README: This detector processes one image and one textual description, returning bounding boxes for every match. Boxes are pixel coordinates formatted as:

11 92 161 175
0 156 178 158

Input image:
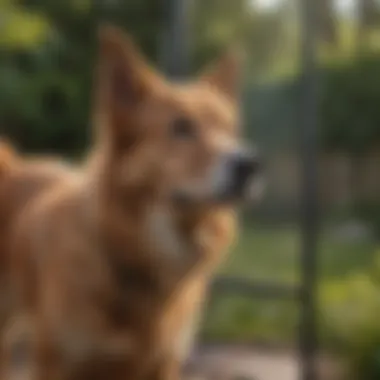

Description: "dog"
4 26 263 380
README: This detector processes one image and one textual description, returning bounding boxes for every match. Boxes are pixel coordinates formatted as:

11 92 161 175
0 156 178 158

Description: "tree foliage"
1 0 380 157
0 0 164 155
320 53 380 154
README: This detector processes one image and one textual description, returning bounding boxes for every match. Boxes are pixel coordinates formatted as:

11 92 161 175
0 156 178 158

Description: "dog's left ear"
200 47 243 102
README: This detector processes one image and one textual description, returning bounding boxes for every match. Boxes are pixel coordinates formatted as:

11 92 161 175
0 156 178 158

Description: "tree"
192 0 252 68
357 0 380 48
0 0 48 49
192 0 290 78
316 0 337 46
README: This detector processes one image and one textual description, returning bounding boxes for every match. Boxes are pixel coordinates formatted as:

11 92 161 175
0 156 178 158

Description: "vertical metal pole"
299 0 319 378
161 0 191 78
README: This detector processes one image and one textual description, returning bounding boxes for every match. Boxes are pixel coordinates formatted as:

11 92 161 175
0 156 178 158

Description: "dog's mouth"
218 174 265 203
171 174 265 207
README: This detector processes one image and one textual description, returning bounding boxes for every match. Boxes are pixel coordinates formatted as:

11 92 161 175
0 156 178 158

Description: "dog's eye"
171 118 196 139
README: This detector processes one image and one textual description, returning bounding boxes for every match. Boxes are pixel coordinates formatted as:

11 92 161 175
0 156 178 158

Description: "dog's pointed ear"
200 47 243 101
97 25 163 105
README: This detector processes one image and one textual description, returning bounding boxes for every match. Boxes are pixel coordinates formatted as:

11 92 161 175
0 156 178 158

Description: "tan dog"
5 26 262 380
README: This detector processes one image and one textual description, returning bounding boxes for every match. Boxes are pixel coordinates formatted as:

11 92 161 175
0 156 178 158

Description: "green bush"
321 250 380 379
320 54 380 154
351 202 380 239
0 52 90 156
243 53 380 155
202 242 380 379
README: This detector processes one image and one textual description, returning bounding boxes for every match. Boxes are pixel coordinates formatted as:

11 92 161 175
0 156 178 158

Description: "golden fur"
0 142 76 379
0 26 256 380
0 141 75 282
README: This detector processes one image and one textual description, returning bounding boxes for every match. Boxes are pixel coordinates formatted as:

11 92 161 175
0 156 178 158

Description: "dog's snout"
230 149 261 183
215 148 263 200
234 154 260 180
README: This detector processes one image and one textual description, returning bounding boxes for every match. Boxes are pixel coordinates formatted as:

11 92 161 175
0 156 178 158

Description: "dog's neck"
86 155 199 279
80 151 236 337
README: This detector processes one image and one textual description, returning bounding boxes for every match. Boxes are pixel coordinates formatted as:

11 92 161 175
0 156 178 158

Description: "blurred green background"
1 0 380 378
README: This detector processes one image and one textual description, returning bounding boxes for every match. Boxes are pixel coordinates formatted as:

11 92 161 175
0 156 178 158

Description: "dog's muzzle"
171 147 264 206
219 147 264 202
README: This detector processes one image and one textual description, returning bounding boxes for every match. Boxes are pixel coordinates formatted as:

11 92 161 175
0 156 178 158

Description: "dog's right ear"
94 25 165 143
97 25 162 106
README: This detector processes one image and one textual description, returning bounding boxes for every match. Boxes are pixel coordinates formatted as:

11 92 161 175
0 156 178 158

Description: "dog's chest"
173 308 201 361
161 279 206 363
145 207 187 260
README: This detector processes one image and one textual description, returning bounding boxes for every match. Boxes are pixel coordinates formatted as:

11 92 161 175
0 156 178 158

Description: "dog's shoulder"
10 177 96 312
0 139 18 178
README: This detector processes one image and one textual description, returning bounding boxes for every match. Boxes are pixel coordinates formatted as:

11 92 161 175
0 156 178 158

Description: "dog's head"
95 26 263 209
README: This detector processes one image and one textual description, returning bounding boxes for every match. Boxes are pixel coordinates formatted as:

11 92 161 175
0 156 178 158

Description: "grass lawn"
220 223 377 283
201 222 378 344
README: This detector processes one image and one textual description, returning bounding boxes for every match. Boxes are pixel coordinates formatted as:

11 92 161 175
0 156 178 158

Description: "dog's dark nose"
230 149 261 192
234 153 261 179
